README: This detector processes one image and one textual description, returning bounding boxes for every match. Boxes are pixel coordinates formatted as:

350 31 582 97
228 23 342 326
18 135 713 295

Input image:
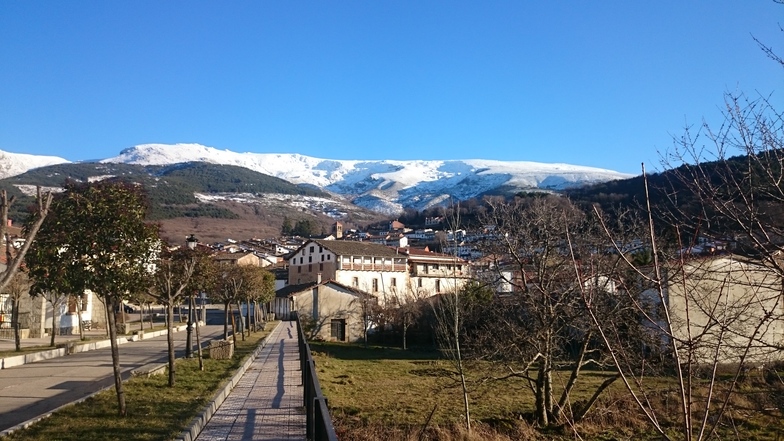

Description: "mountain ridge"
1 143 633 214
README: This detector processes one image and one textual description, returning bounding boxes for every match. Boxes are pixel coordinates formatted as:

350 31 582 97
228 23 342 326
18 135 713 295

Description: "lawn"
311 342 784 441
3 325 275 441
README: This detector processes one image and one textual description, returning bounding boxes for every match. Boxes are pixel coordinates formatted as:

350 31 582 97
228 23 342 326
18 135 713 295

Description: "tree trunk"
454 314 470 434
555 331 592 422
223 301 230 340
166 301 176 387
12 297 20 352
251 300 257 333
544 359 554 422
457 356 470 433
236 301 246 341
535 363 548 426
49 298 57 347
574 374 620 422
230 305 237 347
105 297 126 416
542 333 555 425
76 295 84 340
247 299 252 333
104 302 110 337
194 296 204 371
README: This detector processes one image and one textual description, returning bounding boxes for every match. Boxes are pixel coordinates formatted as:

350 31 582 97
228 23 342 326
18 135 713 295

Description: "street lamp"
185 234 197 357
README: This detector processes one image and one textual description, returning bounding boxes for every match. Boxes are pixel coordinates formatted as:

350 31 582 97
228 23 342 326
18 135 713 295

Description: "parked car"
115 303 135 313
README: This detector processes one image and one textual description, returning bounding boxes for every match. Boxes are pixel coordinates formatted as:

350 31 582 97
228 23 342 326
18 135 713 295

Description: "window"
328 255 331 260
309 246 314 253
319 246 323 253
297 266 301 273
308 264 312 272
321 255 324 261
330 319 346 341
372 279 379 292
436 280 441 293
417 278 423 288
391 278 396 287
319 263 323 271
433 264 440 270
352 277 359 287
308 256 312 263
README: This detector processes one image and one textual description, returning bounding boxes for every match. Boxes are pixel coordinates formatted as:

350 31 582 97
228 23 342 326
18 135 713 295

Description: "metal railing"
293 313 339 441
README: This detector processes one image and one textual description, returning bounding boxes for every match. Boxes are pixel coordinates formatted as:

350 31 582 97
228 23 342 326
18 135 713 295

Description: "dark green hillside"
566 150 784 254
7 162 148 185
567 151 781 213
155 162 328 197
0 161 330 221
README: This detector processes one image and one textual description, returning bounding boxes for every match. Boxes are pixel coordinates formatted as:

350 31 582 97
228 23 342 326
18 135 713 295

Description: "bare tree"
391 278 428 350
3 187 53 295
431 287 472 434
150 246 198 386
4 272 30 351
214 264 247 341
472 195 623 428
430 199 472 433
584 157 784 440
187 248 217 370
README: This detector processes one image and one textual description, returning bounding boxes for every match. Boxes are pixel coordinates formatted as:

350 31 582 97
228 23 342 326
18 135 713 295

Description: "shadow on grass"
310 341 441 361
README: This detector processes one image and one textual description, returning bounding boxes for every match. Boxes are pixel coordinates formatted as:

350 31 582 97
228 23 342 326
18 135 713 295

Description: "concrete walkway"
195 321 305 441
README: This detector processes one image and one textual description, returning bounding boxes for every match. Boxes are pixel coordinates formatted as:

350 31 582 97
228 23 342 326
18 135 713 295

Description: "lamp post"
185 234 198 358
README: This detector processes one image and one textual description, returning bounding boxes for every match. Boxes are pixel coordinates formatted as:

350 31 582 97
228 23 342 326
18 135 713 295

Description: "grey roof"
309 239 404 258
276 282 318 298
275 279 374 299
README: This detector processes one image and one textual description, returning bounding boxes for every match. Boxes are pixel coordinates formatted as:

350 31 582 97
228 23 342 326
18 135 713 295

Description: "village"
4 207 783 369
0 217 478 344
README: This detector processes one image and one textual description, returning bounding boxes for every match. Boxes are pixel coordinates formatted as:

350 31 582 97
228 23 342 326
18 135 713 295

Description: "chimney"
6 219 11 227
317 272 322 284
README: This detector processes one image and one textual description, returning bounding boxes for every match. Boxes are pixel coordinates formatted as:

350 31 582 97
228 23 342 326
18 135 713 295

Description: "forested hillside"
0 161 330 221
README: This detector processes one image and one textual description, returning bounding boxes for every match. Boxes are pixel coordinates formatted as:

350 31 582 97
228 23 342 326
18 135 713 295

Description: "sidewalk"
0 324 226 434
0 316 185 352
194 320 306 441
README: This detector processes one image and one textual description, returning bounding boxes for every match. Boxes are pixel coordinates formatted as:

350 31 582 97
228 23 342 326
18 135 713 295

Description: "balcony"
339 262 408 272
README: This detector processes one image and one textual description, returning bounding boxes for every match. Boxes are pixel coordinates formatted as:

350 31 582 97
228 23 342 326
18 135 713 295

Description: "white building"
284 239 471 307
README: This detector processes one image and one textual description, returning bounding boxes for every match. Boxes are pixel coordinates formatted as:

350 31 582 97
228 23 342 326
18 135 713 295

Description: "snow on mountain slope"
103 143 633 214
0 149 70 179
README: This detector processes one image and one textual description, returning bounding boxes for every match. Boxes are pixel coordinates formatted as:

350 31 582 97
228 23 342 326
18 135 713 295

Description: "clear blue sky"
1 1 781 175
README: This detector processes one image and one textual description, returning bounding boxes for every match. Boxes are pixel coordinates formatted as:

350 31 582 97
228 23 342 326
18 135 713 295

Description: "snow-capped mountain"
0 143 633 214
0 150 70 180
102 143 633 213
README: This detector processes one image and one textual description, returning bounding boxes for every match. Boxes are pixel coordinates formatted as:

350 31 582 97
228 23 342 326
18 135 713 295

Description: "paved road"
0 324 226 432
